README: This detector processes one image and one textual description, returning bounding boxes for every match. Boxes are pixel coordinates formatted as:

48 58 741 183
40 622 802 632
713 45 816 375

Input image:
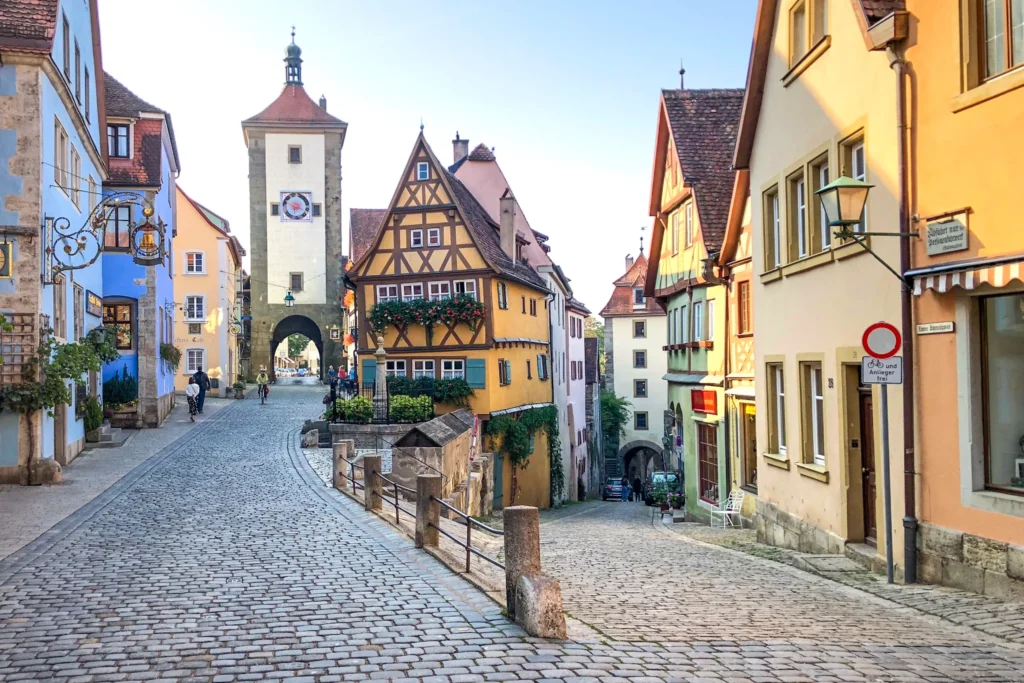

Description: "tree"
584 316 606 375
600 391 632 458
287 334 309 359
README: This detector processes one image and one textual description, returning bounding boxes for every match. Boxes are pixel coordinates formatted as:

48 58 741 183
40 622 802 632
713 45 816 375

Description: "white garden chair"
710 489 745 528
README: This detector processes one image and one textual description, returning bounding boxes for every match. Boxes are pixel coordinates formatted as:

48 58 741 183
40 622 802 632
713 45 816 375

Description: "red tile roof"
349 208 387 262
104 72 180 176
600 253 664 317
467 143 495 162
0 0 59 52
243 84 347 127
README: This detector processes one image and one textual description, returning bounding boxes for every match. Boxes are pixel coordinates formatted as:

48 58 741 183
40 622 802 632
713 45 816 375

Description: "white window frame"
429 281 451 301
796 176 807 258
442 359 465 380
413 359 435 379
70 146 81 208
184 295 205 322
707 300 715 342
454 280 477 300
809 364 825 466
417 162 429 181
819 161 831 250
401 283 424 301
771 192 781 268
54 119 68 191
497 282 508 309
385 360 407 378
693 302 703 342
633 287 645 308
685 201 694 247
851 141 867 232
185 347 205 375
775 365 787 456
376 285 399 304
410 229 424 248
681 306 688 343
185 251 205 274
427 228 441 246
671 212 679 254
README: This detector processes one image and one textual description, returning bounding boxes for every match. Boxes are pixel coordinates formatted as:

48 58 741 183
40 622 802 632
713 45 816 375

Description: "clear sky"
98 0 757 317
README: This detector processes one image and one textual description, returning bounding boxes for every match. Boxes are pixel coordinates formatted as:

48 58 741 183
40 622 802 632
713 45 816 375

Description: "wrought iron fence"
429 496 505 572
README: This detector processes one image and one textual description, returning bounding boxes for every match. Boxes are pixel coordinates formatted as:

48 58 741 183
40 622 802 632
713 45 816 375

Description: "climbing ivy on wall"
487 405 563 506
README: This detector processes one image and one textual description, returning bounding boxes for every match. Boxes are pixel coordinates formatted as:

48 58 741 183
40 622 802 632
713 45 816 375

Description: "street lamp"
815 175 873 234
284 290 295 307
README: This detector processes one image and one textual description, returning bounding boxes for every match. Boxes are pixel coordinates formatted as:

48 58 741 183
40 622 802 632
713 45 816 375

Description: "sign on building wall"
926 212 969 256
0 243 11 278
691 389 717 414
862 356 903 385
86 290 102 317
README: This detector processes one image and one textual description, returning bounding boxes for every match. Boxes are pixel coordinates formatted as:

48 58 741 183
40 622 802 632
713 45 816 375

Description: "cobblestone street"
2 388 1024 681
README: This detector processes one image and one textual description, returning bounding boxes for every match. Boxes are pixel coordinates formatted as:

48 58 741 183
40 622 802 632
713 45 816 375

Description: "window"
428 228 441 246
402 283 424 301
84 68 90 122
981 0 1024 79
980 293 1024 493
54 120 68 190
70 147 81 208
685 201 694 247
633 350 646 369
633 320 646 338
185 252 205 274
108 124 129 158
290 273 303 292
765 188 780 270
681 306 689 343
789 172 807 260
186 348 205 374
74 41 81 102
454 280 476 300
843 138 867 233
429 281 451 301
522 296 527 314
105 205 131 249
412 359 435 379
791 2 808 64
62 13 70 79
671 212 679 254
812 0 828 43
801 362 825 467
411 230 424 248
185 295 205 321
633 287 645 308
376 285 399 303
706 300 715 342
499 359 512 386
288 145 301 163
634 379 648 398
312 204 321 217
693 302 703 342
53 276 67 340
417 162 429 181
537 354 549 380
738 281 752 335
766 363 787 456
812 156 831 251
530 299 537 316
103 304 132 350
527 360 533 380
497 282 508 309
635 411 649 430
385 360 407 378
442 359 465 380
698 423 719 504
270 203 280 216
87 176 97 214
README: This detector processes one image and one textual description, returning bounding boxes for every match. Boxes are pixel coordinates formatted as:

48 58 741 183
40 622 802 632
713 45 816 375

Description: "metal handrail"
337 456 364 492
373 470 416 525
429 494 504 572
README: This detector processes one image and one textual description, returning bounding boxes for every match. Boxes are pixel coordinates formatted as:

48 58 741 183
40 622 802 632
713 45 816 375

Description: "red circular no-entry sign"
862 322 902 359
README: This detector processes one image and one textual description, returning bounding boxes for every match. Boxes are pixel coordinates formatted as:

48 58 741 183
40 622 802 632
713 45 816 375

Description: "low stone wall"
755 498 846 556
328 423 412 450
918 522 1024 600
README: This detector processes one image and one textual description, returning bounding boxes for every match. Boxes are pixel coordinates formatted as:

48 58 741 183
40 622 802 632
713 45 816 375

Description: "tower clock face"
280 191 312 222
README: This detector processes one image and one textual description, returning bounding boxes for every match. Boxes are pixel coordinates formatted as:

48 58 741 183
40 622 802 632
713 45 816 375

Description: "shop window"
103 303 133 350
982 293 1024 494
698 423 719 504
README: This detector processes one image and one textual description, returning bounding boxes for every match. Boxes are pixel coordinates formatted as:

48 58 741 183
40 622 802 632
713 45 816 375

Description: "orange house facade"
902 0 1024 596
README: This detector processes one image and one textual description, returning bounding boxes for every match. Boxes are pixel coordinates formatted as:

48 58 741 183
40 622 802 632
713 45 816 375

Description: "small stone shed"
391 409 474 498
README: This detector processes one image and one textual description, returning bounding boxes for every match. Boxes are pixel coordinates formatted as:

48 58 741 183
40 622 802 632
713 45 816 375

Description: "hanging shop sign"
0 242 11 278
86 290 102 317
926 212 969 256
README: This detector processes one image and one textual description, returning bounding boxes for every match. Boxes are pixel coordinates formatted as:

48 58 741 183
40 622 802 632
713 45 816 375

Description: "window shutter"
504 360 512 384
466 358 486 389
361 358 375 388
537 354 543 379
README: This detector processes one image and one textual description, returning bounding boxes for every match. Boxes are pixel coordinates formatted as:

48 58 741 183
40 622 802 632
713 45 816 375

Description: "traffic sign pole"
880 384 894 584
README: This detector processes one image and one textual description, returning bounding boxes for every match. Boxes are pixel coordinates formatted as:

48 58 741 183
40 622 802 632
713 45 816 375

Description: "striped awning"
908 256 1024 296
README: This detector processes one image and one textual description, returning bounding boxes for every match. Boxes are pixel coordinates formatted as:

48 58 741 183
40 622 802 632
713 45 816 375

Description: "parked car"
644 471 682 506
298 368 308 377
602 478 624 501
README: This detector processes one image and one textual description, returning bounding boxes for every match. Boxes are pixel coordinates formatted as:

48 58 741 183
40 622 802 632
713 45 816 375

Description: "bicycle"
258 384 269 404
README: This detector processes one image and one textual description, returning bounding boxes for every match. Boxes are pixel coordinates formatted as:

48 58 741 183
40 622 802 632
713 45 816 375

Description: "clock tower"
242 31 347 379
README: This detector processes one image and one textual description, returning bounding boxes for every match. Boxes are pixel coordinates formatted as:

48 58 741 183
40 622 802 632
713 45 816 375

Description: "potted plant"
232 381 246 399
667 491 685 510
84 396 103 442
651 489 669 511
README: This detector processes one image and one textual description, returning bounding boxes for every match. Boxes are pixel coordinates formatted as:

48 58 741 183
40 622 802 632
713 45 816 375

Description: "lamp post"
284 291 295 308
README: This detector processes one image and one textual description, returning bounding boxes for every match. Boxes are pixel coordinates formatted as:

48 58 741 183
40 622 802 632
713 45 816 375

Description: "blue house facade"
101 73 179 428
0 0 107 481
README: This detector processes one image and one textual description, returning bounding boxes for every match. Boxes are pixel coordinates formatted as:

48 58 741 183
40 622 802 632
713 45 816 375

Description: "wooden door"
859 392 877 547
54 401 66 466
493 453 504 510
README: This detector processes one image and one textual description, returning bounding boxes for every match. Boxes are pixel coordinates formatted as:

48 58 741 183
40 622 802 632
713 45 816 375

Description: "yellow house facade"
736 0 910 567
349 133 554 509
174 188 245 395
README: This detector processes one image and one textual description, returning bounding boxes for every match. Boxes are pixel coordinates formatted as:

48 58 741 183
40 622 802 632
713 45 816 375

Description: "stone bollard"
503 506 541 622
332 442 348 491
415 475 442 548
363 454 382 512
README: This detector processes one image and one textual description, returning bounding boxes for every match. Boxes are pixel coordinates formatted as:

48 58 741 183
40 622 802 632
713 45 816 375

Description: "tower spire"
284 27 303 85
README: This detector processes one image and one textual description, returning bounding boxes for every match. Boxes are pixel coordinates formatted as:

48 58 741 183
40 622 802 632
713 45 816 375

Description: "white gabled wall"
611 315 668 451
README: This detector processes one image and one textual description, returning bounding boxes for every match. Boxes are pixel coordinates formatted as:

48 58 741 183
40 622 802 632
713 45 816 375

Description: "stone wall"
328 422 411 450
918 521 1024 601
755 498 846 556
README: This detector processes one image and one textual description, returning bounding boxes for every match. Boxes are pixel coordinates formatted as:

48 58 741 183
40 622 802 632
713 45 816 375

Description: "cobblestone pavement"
2 388 1024 681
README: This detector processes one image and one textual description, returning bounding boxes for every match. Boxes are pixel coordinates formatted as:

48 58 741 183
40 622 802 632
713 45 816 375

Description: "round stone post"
363 454 382 512
503 505 541 622
373 335 388 422
416 475 442 548
332 441 348 491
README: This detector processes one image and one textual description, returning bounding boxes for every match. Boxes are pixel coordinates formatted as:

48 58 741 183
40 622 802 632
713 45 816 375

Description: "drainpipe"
887 44 917 584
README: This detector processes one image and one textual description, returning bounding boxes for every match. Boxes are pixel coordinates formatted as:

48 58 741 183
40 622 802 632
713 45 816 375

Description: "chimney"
453 131 469 165
319 95 327 111
499 194 517 260
625 253 634 271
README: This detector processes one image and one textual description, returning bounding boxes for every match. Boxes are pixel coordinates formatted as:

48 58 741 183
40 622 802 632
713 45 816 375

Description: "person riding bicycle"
256 366 270 401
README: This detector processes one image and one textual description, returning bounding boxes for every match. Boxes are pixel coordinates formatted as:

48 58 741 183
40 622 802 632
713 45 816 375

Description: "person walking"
185 377 200 422
328 365 337 384
192 366 211 414
620 474 629 502
633 475 643 504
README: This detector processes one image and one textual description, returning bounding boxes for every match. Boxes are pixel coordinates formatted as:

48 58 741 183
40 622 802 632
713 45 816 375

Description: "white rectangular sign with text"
862 356 903 385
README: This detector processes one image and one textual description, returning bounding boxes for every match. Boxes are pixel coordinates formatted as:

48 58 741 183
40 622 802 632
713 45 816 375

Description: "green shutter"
361 358 375 388
466 358 486 389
